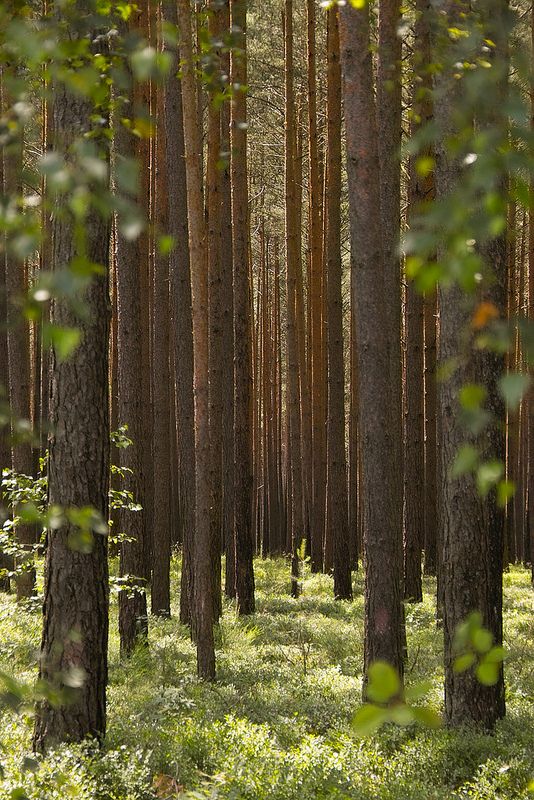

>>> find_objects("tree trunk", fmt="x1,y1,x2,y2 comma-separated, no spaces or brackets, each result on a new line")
177,0,216,677
325,7,351,601
115,45,148,657
151,76,171,618
437,0,506,729
231,0,255,614
340,0,405,680
33,67,110,751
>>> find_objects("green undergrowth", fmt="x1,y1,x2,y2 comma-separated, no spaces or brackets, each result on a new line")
0,559,533,799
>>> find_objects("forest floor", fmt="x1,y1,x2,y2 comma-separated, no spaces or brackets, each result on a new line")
0,559,533,799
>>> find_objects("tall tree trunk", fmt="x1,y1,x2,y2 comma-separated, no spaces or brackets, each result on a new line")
307,0,325,574
284,0,303,599
325,7,351,601
207,0,223,620
151,74,171,618
437,0,506,728
115,45,148,657
378,0,404,595
340,0,405,680
404,0,432,602
231,0,255,614
177,0,216,677
3,95,36,600
161,0,196,627
220,0,236,599
33,57,110,751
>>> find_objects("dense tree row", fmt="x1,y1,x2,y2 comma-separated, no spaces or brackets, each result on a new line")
0,0,533,753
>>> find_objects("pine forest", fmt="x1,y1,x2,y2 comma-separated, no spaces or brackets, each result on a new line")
1,0,534,797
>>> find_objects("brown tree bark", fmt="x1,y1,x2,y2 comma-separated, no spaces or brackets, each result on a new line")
207,0,224,621
3,93,36,600
437,0,506,728
151,75,171,618
340,0,405,679
325,7,351,601
115,47,148,657
33,62,110,751
231,0,255,614
284,0,303,598
177,0,216,676
161,0,196,627
404,0,432,602
307,0,326,574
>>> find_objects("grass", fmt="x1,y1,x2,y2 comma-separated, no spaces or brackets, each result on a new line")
0,558,533,799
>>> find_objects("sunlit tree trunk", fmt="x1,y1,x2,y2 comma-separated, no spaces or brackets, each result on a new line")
115,59,149,656
151,73,171,618
161,0,195,626
177,0,216,677
231,0,255,614
438,0,506,728
340,0,405,680
3,92,36,600
307,0,325,573
325,7,351,601
33,36,110,747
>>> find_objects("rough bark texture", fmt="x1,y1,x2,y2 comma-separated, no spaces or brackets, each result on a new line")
404,0,432,602
151,80,171,618
33,76,110,751
177,0,216,677
161,0,195,627
307,0,326,574
377,0,404,597
437,0,506,729
115,48,148,657
3,108,36,600
284,0,303,599
325,8,351,601
207,0,223,621
340,1,404,679
231,0,255,614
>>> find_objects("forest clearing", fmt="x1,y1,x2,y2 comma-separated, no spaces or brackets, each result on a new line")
1,0,534,797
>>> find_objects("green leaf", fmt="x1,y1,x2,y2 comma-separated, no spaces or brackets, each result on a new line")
499,373,531,412
411,707,442,729
451,445,479,478
366,661,401,704
476,460,504,498
484,645,507,664
476,661,499,686
497,479,515,508
459,383,486,410
389,704,414,726
352,704,388,737
43,325,81,362
453,652,476,673
472,627,493,654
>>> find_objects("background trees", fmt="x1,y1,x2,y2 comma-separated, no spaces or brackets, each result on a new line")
0,0,533,761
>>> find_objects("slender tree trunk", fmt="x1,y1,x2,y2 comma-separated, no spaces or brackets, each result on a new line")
231,0,255,614
284,0,302,599
340,0,405,680
115,46,148,657
151,73,171,618
437,0,506,728
207,0,223,620
404,0,432,602
3,95,36,600
177,0,216,677
307,0,325,574
220,0,236,599
325,7,351,601
33,59,110,751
